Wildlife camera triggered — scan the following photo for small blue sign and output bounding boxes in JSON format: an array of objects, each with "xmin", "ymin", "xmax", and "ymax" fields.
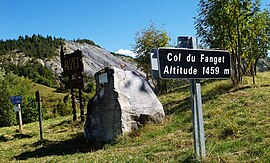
[{"xmin": 10, "ymin": 95, "xmax": 22, "ymax": 105}]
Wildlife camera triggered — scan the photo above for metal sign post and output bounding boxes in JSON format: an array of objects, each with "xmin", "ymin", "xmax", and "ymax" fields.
[
  {"xmin": 150, "ymin": 48, "xmax": 159, "ymax": 80},
  {"xmin": 154, "ymin": 36, "xmax": 231, "ymax": 160},
  {"xmin": 151, "ymin": 48, "xmax": 161, "ymax": 93},
  {"xmin": 190, "ymin": 79, "xmax": 199, "ymax": 157},
  {"xmin": 10, "ymin": 95, "xmax": 23, "ymax": 132},
  {"xmin": 18, "ymin": 104, "xmax": 23, "ymax": 131},
  {"xmin": 181, "ymin": 36, "xmax": 206, "ymax": 160},
  {"xmin": 190, "ymin": 79, "xmax": 206, "ymax": 159},
  {"xmin": 157, "ymin": 48, "xmax": 231, "ymax": 79}
]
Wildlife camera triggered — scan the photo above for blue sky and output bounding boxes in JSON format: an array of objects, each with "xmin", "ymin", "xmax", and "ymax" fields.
[{"xmin": 1, "ymin": 0, "xmax": 269, "ymax": 57}]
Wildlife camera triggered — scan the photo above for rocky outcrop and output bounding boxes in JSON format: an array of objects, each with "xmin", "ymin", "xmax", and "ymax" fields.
[
  {"xmin": 1, "ymin": 41, "xmax": 143, "ymax": 79},
  {"xmin": 84, "ymin": 67, "xmax": 165, "ymax": 143},
  {"xmin": 45, "ymin": 41, "xmax": 144, "ymax": 78}
]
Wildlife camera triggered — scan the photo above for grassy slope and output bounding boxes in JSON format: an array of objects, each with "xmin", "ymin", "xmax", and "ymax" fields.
[
  {"xmin": 31, "ymin": 82, "xmax": 67, "ymax": 103},
  {"xmin": 1, "ymin": 72, "xmax": 270, "ymax": 162},
  {"xmin": 30, "ymin": 82, "xmax": 68, "ymax": 119}
]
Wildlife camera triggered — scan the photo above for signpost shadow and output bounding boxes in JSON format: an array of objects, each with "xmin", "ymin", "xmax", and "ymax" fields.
[{"xmin": 14, "ymin": 133, "xmax": 103, "ymax": 160}]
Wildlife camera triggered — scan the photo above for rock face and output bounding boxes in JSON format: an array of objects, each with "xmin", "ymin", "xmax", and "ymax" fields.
[
  {"xmin": 84, "ymin": 67, "xmax": 165, "ymax": 143},
  {"xmin": 45, "ymin": 41, "xmax": 143, "ymax": 78}
]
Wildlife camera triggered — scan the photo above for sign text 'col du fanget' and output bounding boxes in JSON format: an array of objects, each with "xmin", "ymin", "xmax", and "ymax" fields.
[{"xmin": 157, "ymin": 48, "xmax": 231, "ymax": 79}]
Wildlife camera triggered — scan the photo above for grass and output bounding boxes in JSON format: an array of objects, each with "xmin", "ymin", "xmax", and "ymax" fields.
[
  {"xmin": 30, "ymin": 82, "xmax": 67, "ymax": 105},
  {"xmin": 30, "ymin": 82, "xmax": 69, "ymax": 119},
  {"xmin": 1, "ymin": 72, "xmax": 270, "ymax": 162}
]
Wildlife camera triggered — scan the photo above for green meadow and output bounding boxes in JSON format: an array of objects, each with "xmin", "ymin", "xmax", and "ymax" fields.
[{"xmin": 1, "ymin": 72, "xmax": 270, "ymax": 162}]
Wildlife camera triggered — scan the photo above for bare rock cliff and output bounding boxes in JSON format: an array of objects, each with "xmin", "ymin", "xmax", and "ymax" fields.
[{"xmin": 45, "ymin": 41, "xmax": 143, "ymax": 77}]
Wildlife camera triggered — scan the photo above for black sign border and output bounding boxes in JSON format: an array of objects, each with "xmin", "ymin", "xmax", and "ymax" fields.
[{"xmin": 157, "ymin": 47, "xmax": 232, "ymax": 79}]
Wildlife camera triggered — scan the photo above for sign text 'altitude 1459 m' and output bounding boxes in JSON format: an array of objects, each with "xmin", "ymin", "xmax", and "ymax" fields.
[{"xmin": 157, "ymin": 48, "xmax": 231, "ymax": 79}]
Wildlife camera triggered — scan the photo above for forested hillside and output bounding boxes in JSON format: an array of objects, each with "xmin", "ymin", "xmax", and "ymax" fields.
[
  {"xmin": 0, "ymin": 35, "xmax": 63, "ymax": 87},
  {"xmin": 0, "ymin": 34, "xmax": 138, "ymax": 128},
  {"xmin": 0, "ymin": 35, "xmax": 63, "ymax": 58},
  {"xmin": 0, "ymin": 35, "xmax": 100, "ymax": 127},
  {"xmin": 0, "ymin": 35, "xmax": 104, "ymax": 88}
]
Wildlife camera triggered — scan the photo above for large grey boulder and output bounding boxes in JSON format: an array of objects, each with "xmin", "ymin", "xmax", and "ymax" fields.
[{"xmin": 84, "ymin": 66, "xmax": 165, "ymax": 143}]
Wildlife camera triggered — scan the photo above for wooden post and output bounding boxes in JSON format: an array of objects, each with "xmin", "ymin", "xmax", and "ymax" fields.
[
  {"xmin": 71, "ymin": 88, "xmax": 77, "ymax": 121},
  {"xmin": 79, "ymin": 89, "xmax": 84, "ymax": 122},
  {"xmin": 36, "ymin": 91, "xmax": 43, "ymax": 140},
  {"xmin": 60, "ymin": 47, "xmax": 84, "ymax": 122}
]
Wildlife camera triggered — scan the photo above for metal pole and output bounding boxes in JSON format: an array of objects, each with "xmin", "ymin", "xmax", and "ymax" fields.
[
  {"xmin": 18, "ymin": 104, "xmax": 23, "ymax": 132},
  {"xmin": 180, "ymin": 36, "xmax": 205, "ymax": 160},
  {"xmin": 195, "ymin": 79, "xmax": 206, "ymax": 159},
  {"xmin": 36, "ymin": 91, "xmax": 43, "ymax": 140},
  {"xmin": 190, "ymin": 80, "xmax": 200, "ymax": 157}
]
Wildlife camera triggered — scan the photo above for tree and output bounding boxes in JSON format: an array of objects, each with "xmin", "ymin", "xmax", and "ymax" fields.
[
  {"xmin": 195, "ymin": 0, "xmax": 270, "ymax": 85},
  {"xmin": 0, "ymin": 34, "xmax": 64, "ymax": 59},
  {"xmin": 0, "ymin": 72, "xmax": 36, "ymax": 127},
  {"xmin": 134, "ymin": 23, "xmax": 171, "ymax": 79},
  {"xmin": 0, "ymin": 67, "xmax": 5, "ymax": 79},
  {"xmin": 243, "ymin": 8, "xmax": 270, "ymax": 84}
]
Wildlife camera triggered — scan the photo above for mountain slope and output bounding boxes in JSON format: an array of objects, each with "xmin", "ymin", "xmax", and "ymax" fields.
[
  {"xmin": 1, "ymin": 72, "xmax": 270, "ymax": 162},
  {"xmin": 0, "ymin": 36, "xmax": 142, "ymax": 89},
  {"xmin": 46, "ymin": 40, "xmax": 142, "ymax": 77}
]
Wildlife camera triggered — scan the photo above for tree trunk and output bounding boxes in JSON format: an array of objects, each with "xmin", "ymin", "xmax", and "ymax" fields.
[
  {"xmin": 236, "ymin": 17, "xmax": 242, "ymax": 84},
  {"xmin": 231, "ymin": 50, "xmax": 239, "ymax": 86}
]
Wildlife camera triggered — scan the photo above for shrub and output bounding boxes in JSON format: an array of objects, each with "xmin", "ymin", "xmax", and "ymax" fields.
[
  {"xmin": 21, "ymin": 96, "xmax": 38, "ymax": 124},
  {"xmin": 54, "ymin": 98, "xmax": 72, "ymax": 116},
  {"xmin": 0, "ymin": 72, "xmax": 34, "ymax": 127},
  {"xmin": 85, "ymin": 81, "xmax": 96, "ymax": 93}
]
